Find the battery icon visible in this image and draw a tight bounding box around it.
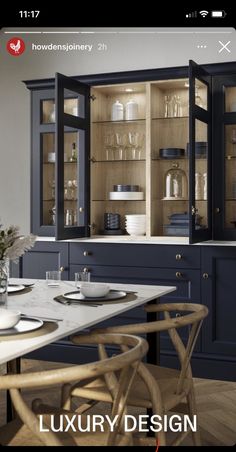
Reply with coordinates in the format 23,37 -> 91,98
211,10 -> 226,18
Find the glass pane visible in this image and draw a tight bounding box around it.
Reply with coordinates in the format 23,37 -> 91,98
225,87 -> 236,112
225,124 -> 236,228
42,133 -> 55,225
42,100 -> 55,124
64,89 -> 85,118
195,119 -> 208,228
195,79 -> 208,110
63,127 -> 84,228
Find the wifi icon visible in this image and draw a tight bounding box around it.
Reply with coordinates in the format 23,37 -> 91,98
199,10 -> 209,17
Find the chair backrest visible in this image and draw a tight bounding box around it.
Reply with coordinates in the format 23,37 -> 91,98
91,303 -> 208,395
0,333 -> 148,446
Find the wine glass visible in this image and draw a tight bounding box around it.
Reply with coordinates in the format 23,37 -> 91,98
49,179 -> 55,199
104,133 -> 114,161
114,133 -> 126,160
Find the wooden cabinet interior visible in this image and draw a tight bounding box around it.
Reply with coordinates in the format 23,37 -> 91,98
90,79 -> 207,238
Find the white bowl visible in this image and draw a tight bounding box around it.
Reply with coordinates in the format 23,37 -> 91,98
109,192 -> 144,200
80,283 -> 110,298
125,214 -> 146,218
0,308 -> 21,329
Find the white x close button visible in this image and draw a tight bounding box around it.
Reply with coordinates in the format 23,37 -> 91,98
218,41 -> 231,53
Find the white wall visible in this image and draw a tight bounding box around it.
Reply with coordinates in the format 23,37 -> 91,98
0,27 -> 235,233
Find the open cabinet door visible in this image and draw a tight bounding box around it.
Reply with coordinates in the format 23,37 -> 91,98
189,60 -> 212,243
55,73 -> 90,240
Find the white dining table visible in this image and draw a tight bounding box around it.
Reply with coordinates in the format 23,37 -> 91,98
0,279 -> 176,366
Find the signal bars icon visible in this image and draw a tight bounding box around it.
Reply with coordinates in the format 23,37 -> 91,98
186,11 -> 197,18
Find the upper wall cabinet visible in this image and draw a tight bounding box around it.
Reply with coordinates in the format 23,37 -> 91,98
24,61 -> 236,242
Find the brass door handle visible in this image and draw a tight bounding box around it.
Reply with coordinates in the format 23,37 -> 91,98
176,272 -> 182,278
175,254 -> 182,260
202,273 -> 209,279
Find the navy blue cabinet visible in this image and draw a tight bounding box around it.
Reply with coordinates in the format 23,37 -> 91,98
18,241 -> 69,280
201,247 -> 236,357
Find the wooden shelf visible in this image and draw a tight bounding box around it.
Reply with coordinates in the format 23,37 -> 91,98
92,159 -> 146,163
152,116 -> 189,120
92,199 -> 146,202
92,119 -> 145,125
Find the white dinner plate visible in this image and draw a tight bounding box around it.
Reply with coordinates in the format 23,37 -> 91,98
0,317 -> 43,335
63,290 -> 127,303
7,284 -> 26,293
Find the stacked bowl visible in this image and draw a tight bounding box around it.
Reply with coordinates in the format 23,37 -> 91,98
125,214 -> 146,236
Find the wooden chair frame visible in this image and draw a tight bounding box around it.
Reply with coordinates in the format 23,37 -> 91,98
0,333 -> 148,447
68,303 -> 208,446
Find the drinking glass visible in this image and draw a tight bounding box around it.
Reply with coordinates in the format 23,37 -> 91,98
114,133 -> 126,160
75,271 -> 91,287
104,133 -> 114,160
46,271 -> 61,287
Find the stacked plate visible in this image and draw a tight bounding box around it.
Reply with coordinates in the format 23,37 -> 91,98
125,214 -> 146,236
109,184 -> 144,200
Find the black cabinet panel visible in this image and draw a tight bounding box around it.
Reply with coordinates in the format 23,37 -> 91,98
70,243 -> 201,269
20,241 -> 69,280
202,246 -> 236,356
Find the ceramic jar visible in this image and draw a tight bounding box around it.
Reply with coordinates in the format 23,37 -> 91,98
125,99 -> 138,120
111,100 -> 124,121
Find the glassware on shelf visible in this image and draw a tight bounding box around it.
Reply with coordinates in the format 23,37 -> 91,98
65,209 -> 73,226
50,205 -> 56,225
114,133 -> 126,160
69,142 -> 77,162
127,132 -> 144,160
195,86 -> 204,108
49,179 -> 55,199
164,164 -> 188,199
164,95 -> 171,118
203,172 -> 207,200
195,172 -> 203,200
49,104 -> 55,123
104,133 -> 115,161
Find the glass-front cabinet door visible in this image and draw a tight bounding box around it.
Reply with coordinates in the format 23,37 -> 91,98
55,73 -> 90,240
213,75 -> 236,239
30,75 -> 90,238
189,60 -> 212,243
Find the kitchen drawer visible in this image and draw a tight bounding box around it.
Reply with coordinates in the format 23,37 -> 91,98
70,243 -> 200,269
70,264 -> 200,302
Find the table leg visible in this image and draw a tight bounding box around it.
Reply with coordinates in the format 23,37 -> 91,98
146,298 -> 160,436
146,298 -> 160,366
6,358 -> 21,422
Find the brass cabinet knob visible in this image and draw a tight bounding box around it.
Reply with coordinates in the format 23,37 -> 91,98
175,254 -> 182,261
83,267 -> 90,273
203,273 -> 209,279
176,272 -> 182,278
59,266 -> 64,272
83,251 -> 91,257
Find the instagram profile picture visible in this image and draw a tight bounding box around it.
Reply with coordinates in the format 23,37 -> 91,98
7,37 -> 25,56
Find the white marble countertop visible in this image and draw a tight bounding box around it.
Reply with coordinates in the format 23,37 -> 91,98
36,237 -> 236,246
0,280 -> 176,365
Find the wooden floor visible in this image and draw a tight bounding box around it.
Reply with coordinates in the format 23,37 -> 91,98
0,359 -> 236,446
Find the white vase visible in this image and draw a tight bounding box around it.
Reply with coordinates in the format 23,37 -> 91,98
0,259 -> 9,305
